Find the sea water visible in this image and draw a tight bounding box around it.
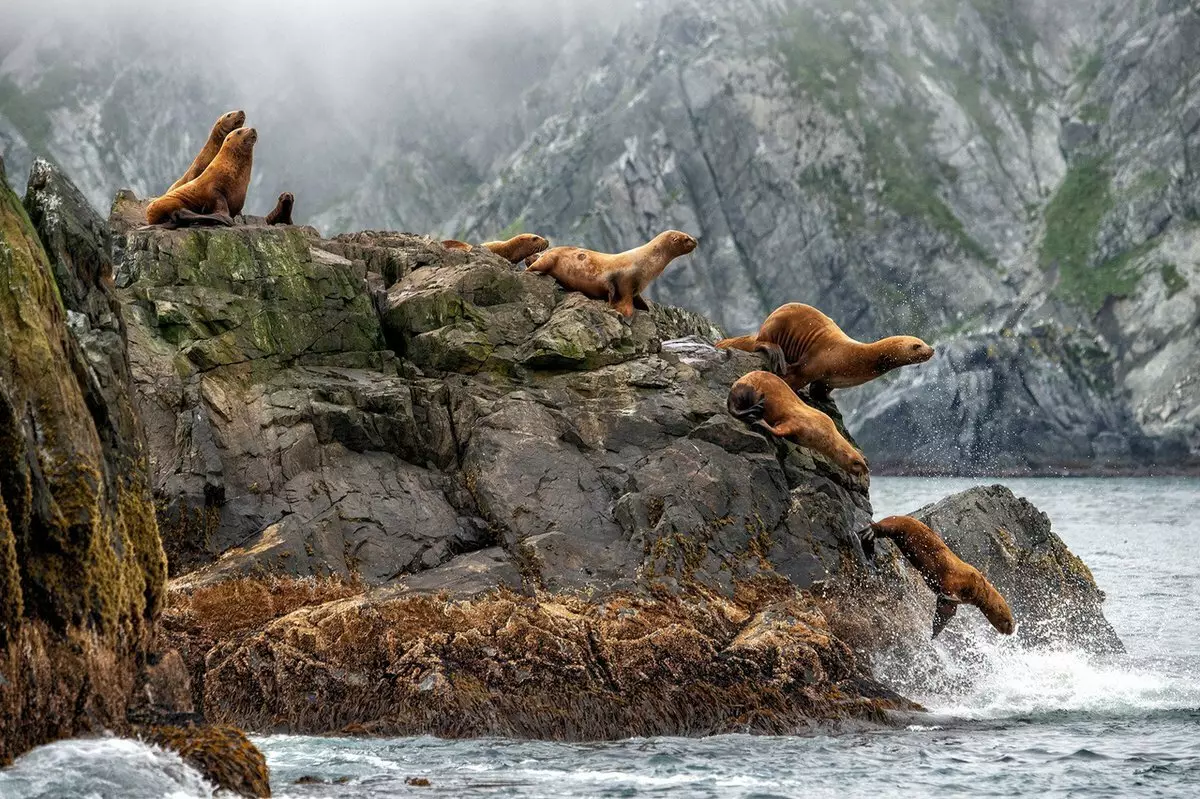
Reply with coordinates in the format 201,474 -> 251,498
2,477 -> 1198,798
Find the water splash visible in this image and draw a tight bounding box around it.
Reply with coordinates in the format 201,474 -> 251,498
873,627 -> 1200,721
0,736 -> 217,799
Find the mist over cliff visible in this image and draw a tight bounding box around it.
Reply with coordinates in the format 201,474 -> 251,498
3,0 -> 1199,473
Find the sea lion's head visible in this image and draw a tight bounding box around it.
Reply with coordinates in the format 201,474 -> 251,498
965,574 -> 1016,635
224,127 -> 259,155
878,336 -> 935,371
510,233 -> 550,262
214,109 -> 247,140
659,230 -> 698,256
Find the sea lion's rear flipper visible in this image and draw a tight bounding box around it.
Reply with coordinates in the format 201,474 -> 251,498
932,594 -> 959,638
633,294 -> 650,311
757,342 -> 788,375
166,209 -> 235,228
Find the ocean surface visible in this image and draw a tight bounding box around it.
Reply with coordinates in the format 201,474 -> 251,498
2,477 -> 1198,799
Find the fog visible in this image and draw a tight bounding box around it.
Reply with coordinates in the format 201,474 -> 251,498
0,0 -> 640,228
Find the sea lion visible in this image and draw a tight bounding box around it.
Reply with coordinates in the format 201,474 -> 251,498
145,127 -> 257,228
441,239 -> 473,252
265,192 -> 294,226
167,109 -> 246,192
526,230 -> 697,317
858,515 -> 1015,638
727,370 -> 868,478
717,303 -> 934,396
481,233 -> 549,263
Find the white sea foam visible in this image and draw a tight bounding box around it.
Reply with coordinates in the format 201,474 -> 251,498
0,736 -> 217,799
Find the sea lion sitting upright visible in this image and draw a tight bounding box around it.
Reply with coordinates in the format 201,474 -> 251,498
727,370 -> 868,478
482,233 -> 549,263
145,127 -> 257,228
265,192 -> 294,225
167,109 -> 246,192
858,515 -> 1015,638
526,230 -> 697,316
717,303 -> 934,396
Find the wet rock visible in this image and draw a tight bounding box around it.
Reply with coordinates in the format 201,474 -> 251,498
0,157 -> 167,763
911,485 -> 1124,654
142,725 -> 270,798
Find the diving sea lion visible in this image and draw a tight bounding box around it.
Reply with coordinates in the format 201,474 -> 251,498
526,230 -> 698,317
717,303 -> 933,396
481,233 -> 549,263
858,515 -> 1015,638
167,109 -> 246,192
145,127 -> 257,228
727,370 -> 868,478
265,192 -> 294,225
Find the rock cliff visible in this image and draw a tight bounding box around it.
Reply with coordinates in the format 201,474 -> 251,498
0,155 -> 165,763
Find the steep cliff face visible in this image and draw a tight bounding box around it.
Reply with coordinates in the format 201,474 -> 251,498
451,0 -> 1200,471
0,156 -> 166,763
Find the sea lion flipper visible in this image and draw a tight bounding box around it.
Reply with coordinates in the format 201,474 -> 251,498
167,209 -> 235,228
758,342 -> 787,375
932,594 -> 959,638
606,269 -> 639,317
856,525 -> 877,562
633,294 -> 650,311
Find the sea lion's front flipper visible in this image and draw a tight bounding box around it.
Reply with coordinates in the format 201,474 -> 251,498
758,342 -> 788,375
633,294 -> 650,311
856,525 -> 877,563
932,594 -> 959,638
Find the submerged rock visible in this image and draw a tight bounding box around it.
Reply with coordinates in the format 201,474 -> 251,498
141,725 -> 270,798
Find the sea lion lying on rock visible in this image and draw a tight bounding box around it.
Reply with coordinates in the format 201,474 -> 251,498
146,127 -> 257,228
859,515 -> 1016,638
167,109 -> 245,192
526,230 -> 697,316
441,234 -> 550,264
717,303 -> 933,397
727,370 -> 868,478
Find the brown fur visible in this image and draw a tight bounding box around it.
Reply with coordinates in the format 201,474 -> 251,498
526,230 -> 697,316
146,127 -> 257,227
482,233 -> 550,263
167,110 -> 246,192
866,516 -> 1015,636
441,239 -> 473,252
727,370 -> 868,478
265,192 -> 294,226
717,303 -> 934,394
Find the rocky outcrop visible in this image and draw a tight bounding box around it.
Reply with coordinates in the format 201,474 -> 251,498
140,725 -> 270,798
842,325 -> 1195,475
0,155 -> 166,763
821,484 -> 1124,693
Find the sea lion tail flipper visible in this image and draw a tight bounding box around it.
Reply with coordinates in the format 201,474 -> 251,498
633,294 -> 650,311
726,383 -> 767,423
715,334 -> 758,353
167,209 -> 235,228
932,594 -> 959,638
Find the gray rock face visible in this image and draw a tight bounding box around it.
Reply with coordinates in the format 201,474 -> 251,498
911,485 -> 1123,654
117,218 -> 872,595
842,325 -> 1193,474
